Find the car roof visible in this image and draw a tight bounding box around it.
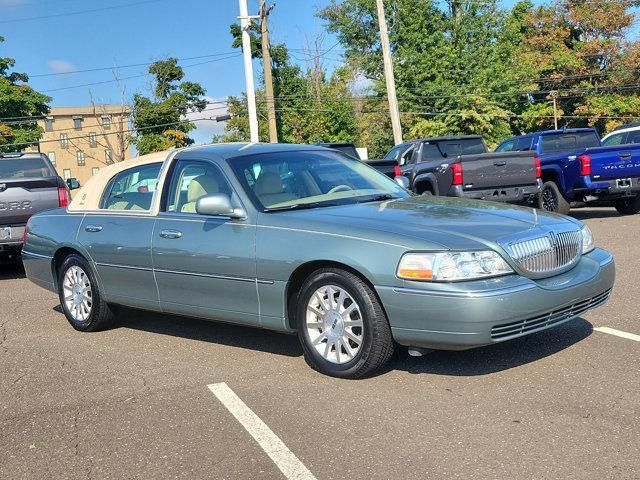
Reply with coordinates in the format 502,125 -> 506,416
0,152 -> 48,160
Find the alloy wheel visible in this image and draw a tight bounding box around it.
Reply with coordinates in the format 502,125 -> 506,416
305,285 -> 364,364
542,187 -> 557,211
62,265 -> 93,322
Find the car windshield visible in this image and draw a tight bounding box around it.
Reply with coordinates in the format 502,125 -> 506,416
230,150 -> 409,211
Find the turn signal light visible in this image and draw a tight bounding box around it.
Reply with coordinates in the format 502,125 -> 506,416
579,154 -> 591,176
451,162 -> 463,185
534,154 -> 542,178
58,187 -> 71,208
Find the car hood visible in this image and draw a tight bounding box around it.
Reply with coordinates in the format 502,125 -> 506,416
278,196 -> 581,251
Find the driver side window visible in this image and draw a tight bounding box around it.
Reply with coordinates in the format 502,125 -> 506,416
165,160 -> 233,214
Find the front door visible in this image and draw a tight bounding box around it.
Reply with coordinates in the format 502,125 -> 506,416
77,162 -> 162,310
152,158 -> 259,325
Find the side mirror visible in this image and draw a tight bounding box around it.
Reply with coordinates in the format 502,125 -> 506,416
195,193 -> 245,219
394,176 -> 410,189
67,178 -> 80,190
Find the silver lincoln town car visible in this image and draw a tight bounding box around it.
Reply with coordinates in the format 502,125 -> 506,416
22,143 -> 615,378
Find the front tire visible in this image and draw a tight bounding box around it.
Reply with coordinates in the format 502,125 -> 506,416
614,196 -> 640,215
57,254 -> 114,332
296,268 -> 394,379
539,181 -> 570,215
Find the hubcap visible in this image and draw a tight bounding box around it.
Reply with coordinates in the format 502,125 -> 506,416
542,188 -> 557,211
306,285 -> 364,364
62,265 -> 92,322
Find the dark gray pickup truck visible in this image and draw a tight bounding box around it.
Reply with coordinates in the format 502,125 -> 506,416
396,136 -> 542,204
0,152 -> 71,259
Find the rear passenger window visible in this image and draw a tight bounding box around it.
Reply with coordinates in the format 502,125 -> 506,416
102,163 -> 162,211
602,133 -> 626,146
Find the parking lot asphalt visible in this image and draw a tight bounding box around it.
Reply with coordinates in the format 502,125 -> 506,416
1,207 -> 638,480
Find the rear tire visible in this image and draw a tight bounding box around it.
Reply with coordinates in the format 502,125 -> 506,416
614,196 -> 640,215
539,181 -> 570,215
57,254 -> 115,332
296,268 -> 394,379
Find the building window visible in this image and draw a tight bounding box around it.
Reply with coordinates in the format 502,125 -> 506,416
44,118 -> 54,132
60,133 -> 69,148
47,151 -> 56,166
105,149 -> 113,163
92,167 -> 100,176
63,169 -> 71,180
102,116 -> 111,129
77,150 -> 86,166
89,132 -> 97,148
73,116 -> 83,130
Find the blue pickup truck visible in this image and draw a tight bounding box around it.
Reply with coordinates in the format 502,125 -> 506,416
496,128 -> 640,215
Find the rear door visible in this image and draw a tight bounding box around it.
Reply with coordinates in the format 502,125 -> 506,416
77,162 -> 161,310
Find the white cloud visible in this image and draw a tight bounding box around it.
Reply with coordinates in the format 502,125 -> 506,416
47,60 -> 76,74
184,96 -> 229,144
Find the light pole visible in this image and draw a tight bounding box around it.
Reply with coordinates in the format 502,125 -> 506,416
238,0 -> 260,143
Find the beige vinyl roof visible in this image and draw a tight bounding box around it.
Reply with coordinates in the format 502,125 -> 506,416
68,150 -> 171,211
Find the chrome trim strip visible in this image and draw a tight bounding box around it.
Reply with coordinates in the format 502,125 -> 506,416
599,256 -> 614,267
391,283 -> 536,298
257,279 -> 275,285
21,250 -> 53,260
95,262 -> 153,272
154,267 -> 256,283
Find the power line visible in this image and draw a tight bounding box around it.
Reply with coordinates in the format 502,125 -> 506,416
0,0 -> 171,24
29,52 -> 238,78
39,54 -> 241,93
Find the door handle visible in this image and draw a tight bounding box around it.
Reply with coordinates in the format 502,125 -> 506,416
619,152 -> 632,160
493,161 -> 507,167
160,229 -> 182,239
84,225 -> 102,232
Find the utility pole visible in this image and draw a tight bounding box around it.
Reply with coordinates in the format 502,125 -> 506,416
375,0 -> 402,145
260,0 -> 278,143
238,0 -> 259,143
550,91 -> 559,130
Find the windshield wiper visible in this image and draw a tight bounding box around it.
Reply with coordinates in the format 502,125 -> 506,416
264,201 -> 341,212
355,193 -> 397,203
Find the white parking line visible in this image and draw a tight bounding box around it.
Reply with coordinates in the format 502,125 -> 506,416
594,327 -> 640,342
207,382 -> 317,480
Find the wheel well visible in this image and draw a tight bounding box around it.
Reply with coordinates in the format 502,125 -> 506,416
51,247 -> 84,289
285,260 -> 380,330
541,170 -> 560,187
414,180 -> 434,195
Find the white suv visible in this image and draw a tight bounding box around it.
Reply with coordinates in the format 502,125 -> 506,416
601,122 -> 640,146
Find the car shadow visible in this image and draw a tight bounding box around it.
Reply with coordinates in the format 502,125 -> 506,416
570,208 -> 620,220
0,260 -> 25,280
385,318 -> 593,377
114,308 -> 303,358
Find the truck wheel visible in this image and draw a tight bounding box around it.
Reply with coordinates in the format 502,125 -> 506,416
614,196 -> 640,215
296,268 -> 394,379
57,254 -> 115,332
539,181 -> 570,215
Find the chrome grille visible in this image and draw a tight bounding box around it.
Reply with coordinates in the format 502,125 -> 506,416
509,230 -> 582,275
491,289 -> 611,340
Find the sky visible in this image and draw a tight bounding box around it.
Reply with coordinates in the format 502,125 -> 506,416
0,0 -> 341,143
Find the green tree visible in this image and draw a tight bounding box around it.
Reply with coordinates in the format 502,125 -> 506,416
0,36 -> 51,152
132,58 -> 207,155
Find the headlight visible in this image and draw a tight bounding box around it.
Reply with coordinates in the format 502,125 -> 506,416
397,251 -> 513,282
581,225 -> 594,253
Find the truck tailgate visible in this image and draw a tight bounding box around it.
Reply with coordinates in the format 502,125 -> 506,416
588,144 -> 640,181
0,178 -> 60,225
459,151 -> 537,190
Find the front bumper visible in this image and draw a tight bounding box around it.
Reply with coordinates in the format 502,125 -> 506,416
449,179 -> 542,204
377,248 -> 615,350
